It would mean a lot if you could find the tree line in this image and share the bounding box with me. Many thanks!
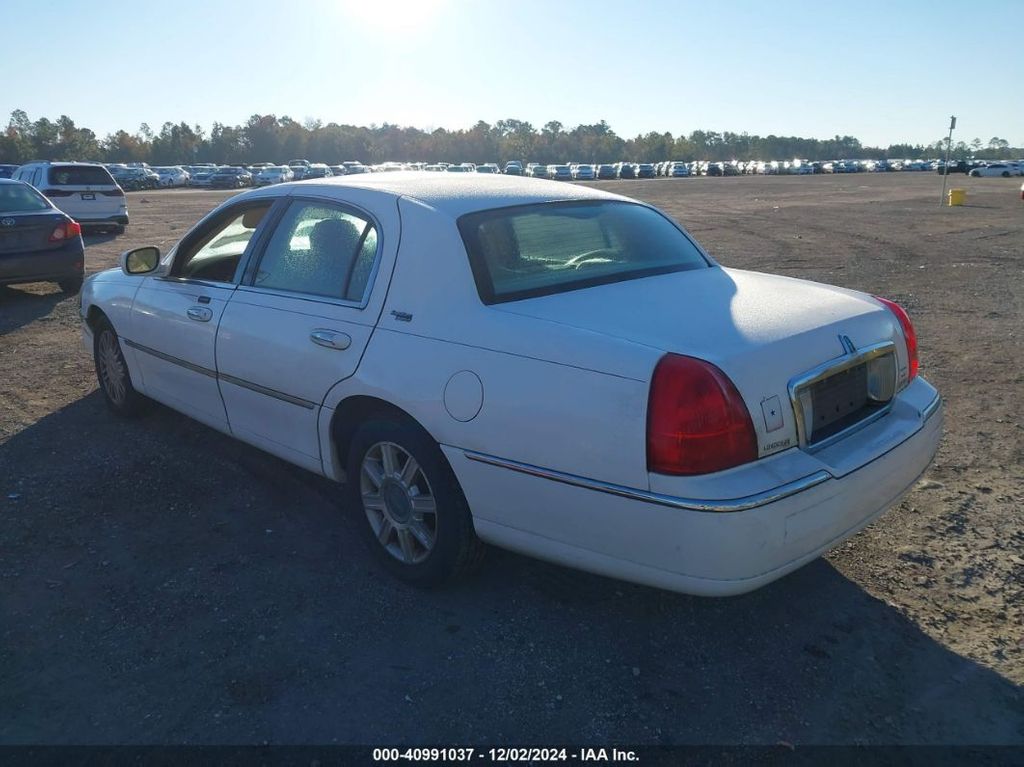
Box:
[2,109,1019,166]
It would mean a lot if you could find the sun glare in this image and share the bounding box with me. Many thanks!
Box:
[334,0,447,33]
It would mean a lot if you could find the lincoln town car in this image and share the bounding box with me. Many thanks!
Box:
[79,174,942,595]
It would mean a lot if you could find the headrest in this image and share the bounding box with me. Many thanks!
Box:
[310,217,358,251]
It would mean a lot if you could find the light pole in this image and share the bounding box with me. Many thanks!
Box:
[940,115,956,206]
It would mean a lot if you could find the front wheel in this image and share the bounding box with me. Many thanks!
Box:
[1002,171,1010,178]
[345,417,483,585]
[93,317,149,417]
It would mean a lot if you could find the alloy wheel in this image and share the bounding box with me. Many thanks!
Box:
[360,441,437,565]
[98,331,127,406]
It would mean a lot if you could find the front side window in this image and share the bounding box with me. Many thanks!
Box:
[458,201,710,304]
[253,201,378,302]
[172,203,272,283]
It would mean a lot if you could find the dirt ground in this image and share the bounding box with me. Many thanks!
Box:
[1,173,1022,746]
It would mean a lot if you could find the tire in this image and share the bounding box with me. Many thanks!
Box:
[93,317,149,417]
[58,277,83,295]
[1002,171,1010,178]
[113,225,126,235]
[344,416,484,586]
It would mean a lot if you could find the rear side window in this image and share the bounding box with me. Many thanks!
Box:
[253,201,378,303]
[48,166,114,186]
[458,201,710,304]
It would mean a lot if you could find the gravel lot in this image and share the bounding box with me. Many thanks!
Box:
[1,173,1022,745]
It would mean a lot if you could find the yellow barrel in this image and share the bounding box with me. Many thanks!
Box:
[948,188,966,206]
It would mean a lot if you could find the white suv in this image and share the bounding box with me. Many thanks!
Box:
[12,162,129,232]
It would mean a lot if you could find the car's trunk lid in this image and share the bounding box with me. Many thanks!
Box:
[0,211,68,254]
[494,266,905,457]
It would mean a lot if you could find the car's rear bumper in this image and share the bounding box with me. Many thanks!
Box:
[446,379,942,596]
[0,240,85,285]
[74,214,128,226]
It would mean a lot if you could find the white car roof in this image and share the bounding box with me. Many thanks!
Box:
[282,171,631,218]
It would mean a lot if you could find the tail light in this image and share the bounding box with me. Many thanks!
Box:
[49,220,82,242]
[874,297,918,381]
[647,354,757,475]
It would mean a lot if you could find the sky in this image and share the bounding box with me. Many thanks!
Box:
[4,0,1022,148]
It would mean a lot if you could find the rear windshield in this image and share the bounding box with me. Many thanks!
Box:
[0,183,51,213]
[48,165,114,186]
[459,201,710,304]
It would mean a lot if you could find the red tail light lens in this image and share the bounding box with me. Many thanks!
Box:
[48,220,82,242]
[874,297,918,381]
[647,354,757,475]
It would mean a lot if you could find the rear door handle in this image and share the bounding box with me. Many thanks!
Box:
[310,329,352,350]
[186,306,213,322]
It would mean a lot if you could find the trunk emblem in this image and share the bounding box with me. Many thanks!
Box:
[0,218,15,227]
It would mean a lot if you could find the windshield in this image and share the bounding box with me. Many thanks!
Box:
[47,166,114,186]
[0,183,51,212]
[459,201,710,304]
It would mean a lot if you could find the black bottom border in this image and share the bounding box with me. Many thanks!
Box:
[0,746,1022,767]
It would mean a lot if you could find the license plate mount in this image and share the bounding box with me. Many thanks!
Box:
[789,341,898,450]
[807,364,871,442]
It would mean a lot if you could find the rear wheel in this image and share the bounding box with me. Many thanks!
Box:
[93,317,148,416]
[345,417,484,585]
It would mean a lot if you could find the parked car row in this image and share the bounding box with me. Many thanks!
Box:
[96,160,377,189]
[18,156,1015,193]
[363,158,1023,180]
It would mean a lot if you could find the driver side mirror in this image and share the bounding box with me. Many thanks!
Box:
[120,246,161,276]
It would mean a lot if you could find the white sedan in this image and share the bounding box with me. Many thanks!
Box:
[254,166,295,186]
[79,174,942,596]
[154,166,190,187]
[968,163,1019,177]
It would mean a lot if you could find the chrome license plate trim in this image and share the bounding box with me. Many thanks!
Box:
[788,340,897,452]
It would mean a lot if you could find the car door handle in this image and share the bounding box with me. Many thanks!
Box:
[310,329,352,350]
[186,306,213,322]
